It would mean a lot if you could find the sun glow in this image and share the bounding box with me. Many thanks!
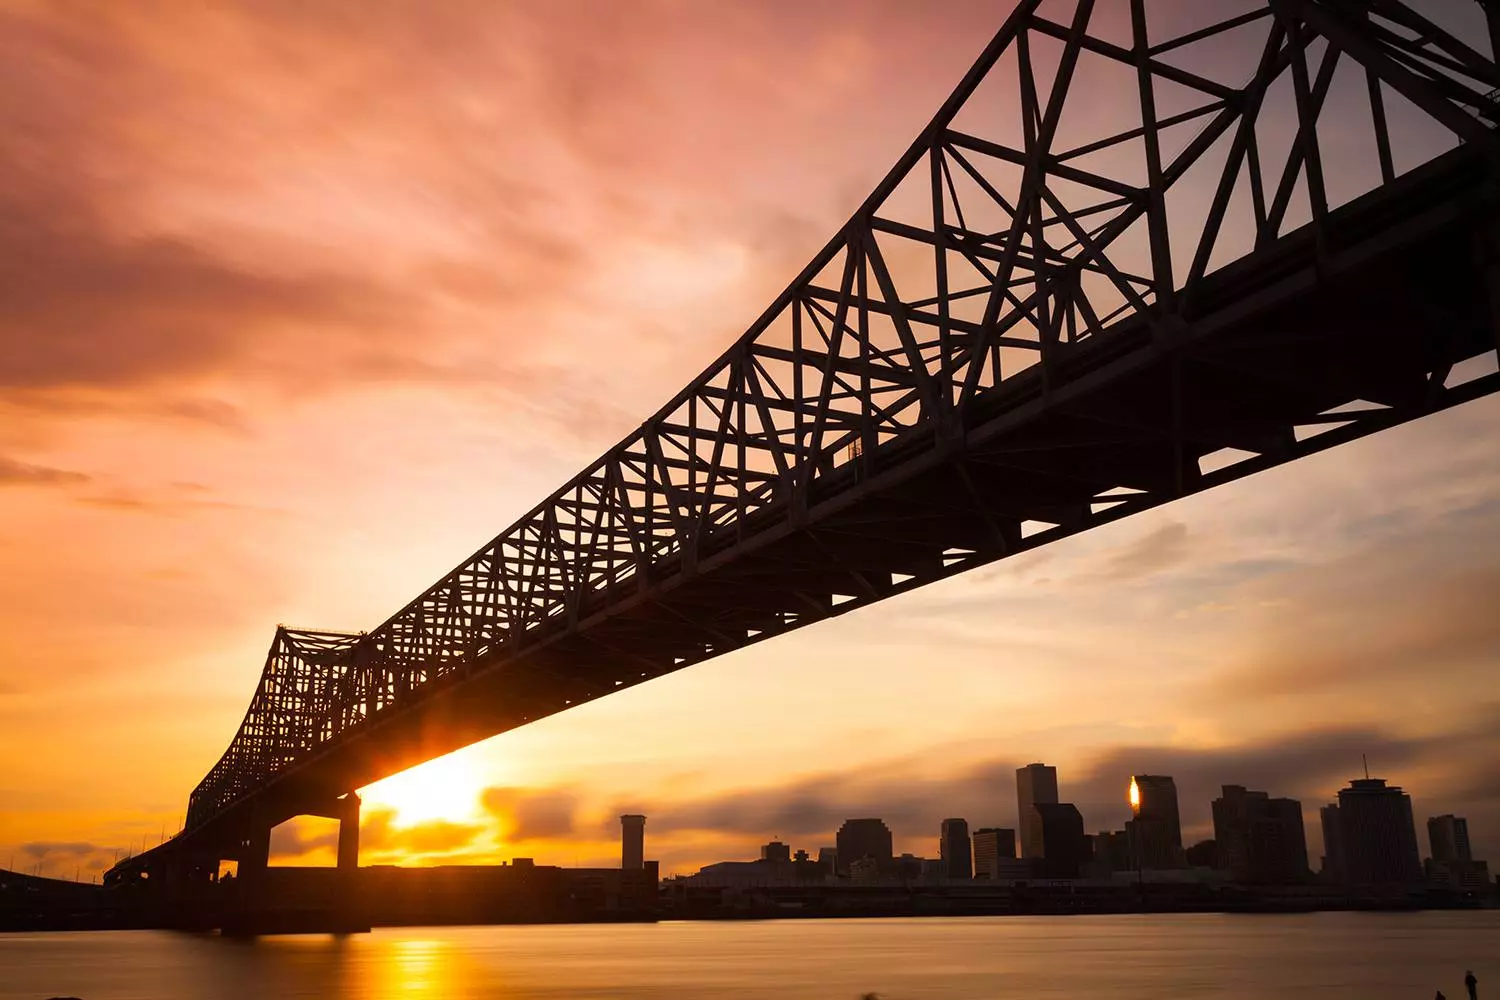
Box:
[1129,777,1141,811]
[362,754,484,828]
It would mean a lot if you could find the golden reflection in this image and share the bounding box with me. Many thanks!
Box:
[1129,776,1141,811]
[381,937,457,997]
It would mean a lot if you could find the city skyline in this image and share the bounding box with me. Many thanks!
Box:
[2,0,1498,885]
[20,753,1486,888]
[672,761,1488,881]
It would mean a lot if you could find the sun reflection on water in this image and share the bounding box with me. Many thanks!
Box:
[382,938,456,997]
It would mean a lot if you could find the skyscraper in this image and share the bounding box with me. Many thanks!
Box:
[939,818,973,880]
[971,827,1016,879]
[1212,785,1310,884]
[836,818,893,875]
[1033,803,1090,878]
[1319,803,1345,882]
[1127,774,1184,869]
[1334,777,1421,886]
[1016,763,1059,859]
[1423,814,1490,890]
[1427,815,1473,863]
[620,814,646,870]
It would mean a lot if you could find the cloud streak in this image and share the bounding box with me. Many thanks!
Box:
[0,456,89,487]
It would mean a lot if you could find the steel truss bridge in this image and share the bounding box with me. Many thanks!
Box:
[110,0,1500,885]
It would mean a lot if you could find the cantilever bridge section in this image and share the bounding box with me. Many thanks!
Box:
[109,0,1500,885]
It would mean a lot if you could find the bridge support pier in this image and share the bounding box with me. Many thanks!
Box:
[336,792,360,872]
[239,819,272,885]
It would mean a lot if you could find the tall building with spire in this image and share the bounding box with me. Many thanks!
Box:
[1332,777,1421,886]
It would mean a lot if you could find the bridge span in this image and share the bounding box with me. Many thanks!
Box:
[107,0,1500,890]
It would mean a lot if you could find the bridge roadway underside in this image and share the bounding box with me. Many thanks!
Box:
[172,146,1500,864]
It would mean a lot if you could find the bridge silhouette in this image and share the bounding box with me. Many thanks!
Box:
[108,0,1499,889]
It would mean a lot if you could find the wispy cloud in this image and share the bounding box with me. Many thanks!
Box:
[0,455,90,488]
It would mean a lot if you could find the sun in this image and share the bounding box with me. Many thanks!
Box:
[362,753,482,828]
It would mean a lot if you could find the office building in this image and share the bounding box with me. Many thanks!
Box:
[817,847,837,873]
[1212,785,1309,884]
[760,840,791,864]
[1017,763,1059,859]
[972,827,1016,879]
[1128,774,1185,869]
[836,818,893,875]
[620,814,646,871]
[1034,803,1090,878]
[939,818,973,880]
[1333,777,1421,886]
[1320,803,1345,883]
[1425,815,1491,891]
[1427,815,1472,862]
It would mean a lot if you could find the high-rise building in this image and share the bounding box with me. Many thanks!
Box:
[1320,803,1345,882]
[1427,815,1472,863]
[1017,763,1059,859]
[1128,774,1184,869]
[939,818,973,880]
[1334,777,1421,886]
[971,827,1017,879]
[620,814,646,870]
[1033,803,1090,878]
[760,840,791,863]
[1212,785,1309,884]
[1424,815,1490,891]
[817,847,838,873]
[836,818,893,875]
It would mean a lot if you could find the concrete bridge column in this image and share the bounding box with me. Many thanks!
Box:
[240,821,272,883]
[336,792,360,872]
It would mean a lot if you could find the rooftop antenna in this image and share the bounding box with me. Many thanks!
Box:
[1362,754,1369,779]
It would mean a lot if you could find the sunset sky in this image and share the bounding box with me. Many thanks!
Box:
[1,0,1497,882]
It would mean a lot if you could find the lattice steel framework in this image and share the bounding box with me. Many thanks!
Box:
[183,0,1500,834]
[187,628,363,823]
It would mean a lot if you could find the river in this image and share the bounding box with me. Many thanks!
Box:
[1,912,1495,999]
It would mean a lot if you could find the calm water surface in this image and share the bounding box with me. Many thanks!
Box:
[2,912,1496,1000]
